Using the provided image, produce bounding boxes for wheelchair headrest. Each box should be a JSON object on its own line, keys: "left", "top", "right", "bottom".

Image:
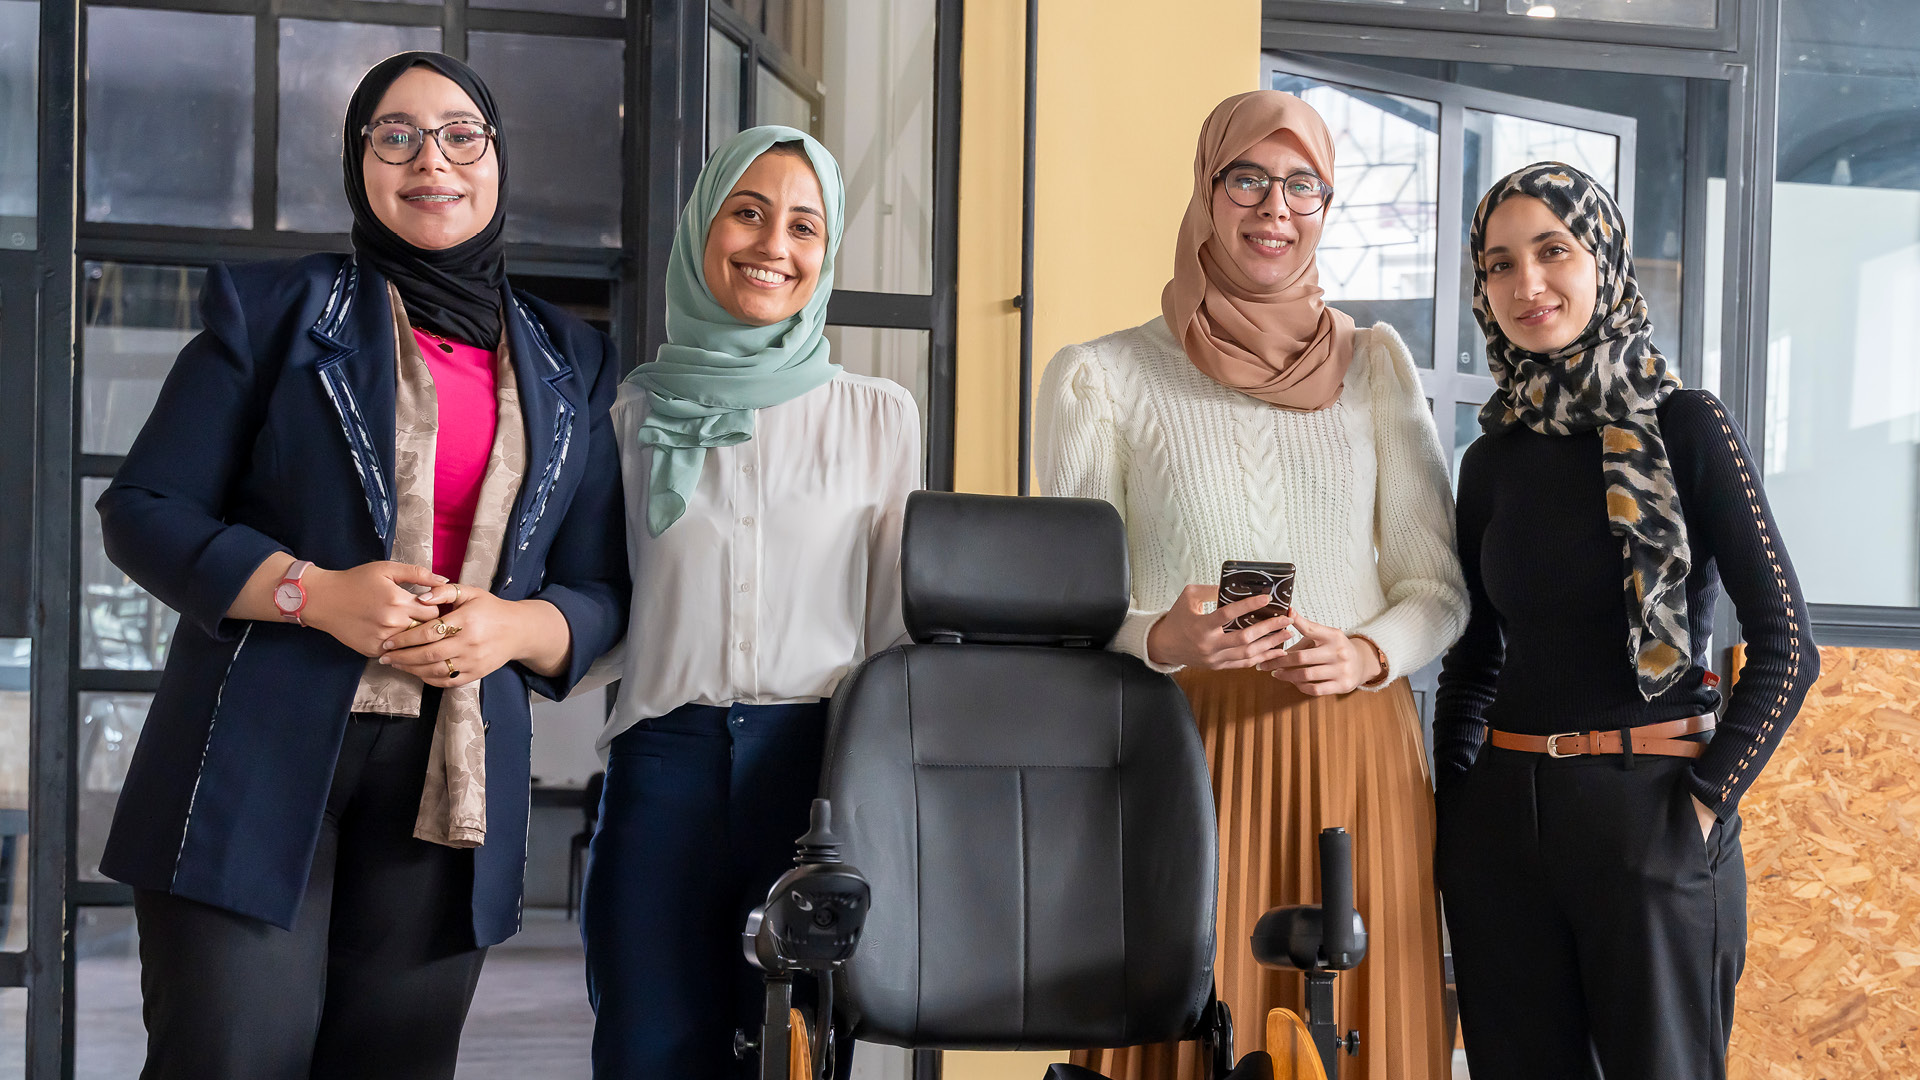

{"left": 902, "top": 491, "right": 1128, "bottom": 648}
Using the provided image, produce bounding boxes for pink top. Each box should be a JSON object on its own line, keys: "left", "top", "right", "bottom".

{"left": 413, "top": 328, "right": 499, "bottom": 583}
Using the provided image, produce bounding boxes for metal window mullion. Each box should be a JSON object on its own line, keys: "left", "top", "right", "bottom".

{"left": 923, "top": 0, "right": 961, "bottom": 493}
{"left": 638, "top": 0, "right": 708, "bottom": 362}
{"left": 1434, "top": 96, "right": 1465, "bottom": 388}
{"left": 1679, "top": 77, "right": 1714, "bottom": 389}
{"left": 465, "top": 9, "right": 625, "bottom": 39}
{"left": 30, "top": 0, "right": 84, "bottom": 1075}
{"left": 1729, "top": 0, "right": 1778, "bottom": 454}
{"left": 445, "top": 0, "right": 468, "bottom": 61}
{"left": 1262, "top": 20, "right": 1744, "bottom": 79}
{"left": 612, "top": 0, "right": 644, "bottom": 372}
{"left": 274, "top": 0, "right": 446, "bottom": 29}
{"left": 253, "top": 7, "right": 277, "bottom": 238}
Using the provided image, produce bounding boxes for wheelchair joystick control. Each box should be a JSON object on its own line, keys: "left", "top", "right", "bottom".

{"left": 742, "top": 799, "right": 872, "bottom": 1080}
{"left": 1249, "top": 827, "right": 1368, "bottom": 1080}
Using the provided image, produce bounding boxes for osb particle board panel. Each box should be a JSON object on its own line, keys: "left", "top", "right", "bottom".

{"left": 1729, "top": 645, "right": 1920, "bottom": 1079}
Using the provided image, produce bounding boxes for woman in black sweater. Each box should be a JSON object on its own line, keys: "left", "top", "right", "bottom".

{"left": 1435, "top": 162, "right": 1817, "bottom": 1080}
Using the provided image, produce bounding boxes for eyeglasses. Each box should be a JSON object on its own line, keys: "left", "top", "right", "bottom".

{"left": 1215, "top": 164, "right": 1333, "bottom": 214}
{"left": 361, "top": 120, "right": 498, "bottom": 166}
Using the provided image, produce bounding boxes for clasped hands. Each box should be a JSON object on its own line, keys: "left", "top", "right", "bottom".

{"left": 298, "top": 560, "right": 535, "bottom": 688}
{"left": 1145, "top": 584, "right": 1383, "bottom": 696}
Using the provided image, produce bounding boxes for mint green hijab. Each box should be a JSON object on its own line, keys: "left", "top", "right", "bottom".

{"left": 629, "top": 126, "right": 844, "bottom": 536}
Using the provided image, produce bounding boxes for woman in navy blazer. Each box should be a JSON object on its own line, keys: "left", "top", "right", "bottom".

{"left": 96, "top": 53, "right": 627, "bottom": 1079}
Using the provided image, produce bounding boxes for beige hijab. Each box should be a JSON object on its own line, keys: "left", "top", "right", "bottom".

{"left": 1162, "top": 90, "right": 1355, "bottom": 411}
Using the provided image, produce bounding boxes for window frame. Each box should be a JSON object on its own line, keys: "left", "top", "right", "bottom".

{"left": 704, "top": 0, "right": 958, "bottom": 489}
{"left": 1261, "top": 50, "right": 1641, "bottom": 468}
{"left": 1263, "top": 0, "right": 1743, "bottom": 52}
{"left": 14, "top": 0, "right": 965, "bottom": 1072}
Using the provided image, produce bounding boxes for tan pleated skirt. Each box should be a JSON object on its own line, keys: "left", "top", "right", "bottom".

{"left": 1070, "top": 669, "right": 1449, "bottom": 1080}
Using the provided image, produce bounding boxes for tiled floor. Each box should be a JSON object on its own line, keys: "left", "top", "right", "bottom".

{"left": 60, "top": 906, "right": 912, "bottom": 1079}
{"left": 17, "top": 912, "right": 1468, "bottom": 1078}
{"left": 65, "top": 906, "right": 596, "bottom": 1079}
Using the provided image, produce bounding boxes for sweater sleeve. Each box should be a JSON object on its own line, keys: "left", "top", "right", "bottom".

{"left": 1433, "top": 437, "right": 1502, "bottom": 780}
{"left": 1668, "top": 391, "right": 1820, "bottom": 818}
{"left": 1350, "top": 326, "right": 1470, "bottom": 685}
{"left": 1035, "top": 342, "right": 1179, "bottom": 673}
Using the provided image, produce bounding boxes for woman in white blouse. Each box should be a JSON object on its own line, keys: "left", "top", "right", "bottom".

{"left": 580, "top": 127, "right": 918, "bottom": 1080}
{"left": 1039, "top": 91, "right": 1466, "bottom": 1080}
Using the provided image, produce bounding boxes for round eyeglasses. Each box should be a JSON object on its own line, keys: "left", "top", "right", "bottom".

{"left": 1215, "top": 165, "right": 1333, "bottom": 214}
{"left": 362, "top": 120, "right": 498, "bottom": 166}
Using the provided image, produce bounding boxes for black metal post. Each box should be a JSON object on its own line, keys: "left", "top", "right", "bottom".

{"left": 924, "top": 0, "right": 963, "bottom": 493}
{"left": 1015, "top": 0, "right": 1037, "bottom": 496}
{"left": 29, "top": 1, "right": 82, "bottom": 1076}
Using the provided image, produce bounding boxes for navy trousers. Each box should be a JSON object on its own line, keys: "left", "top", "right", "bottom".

{"left": 581, "top": 700, "right": 852, "bottom": 1080}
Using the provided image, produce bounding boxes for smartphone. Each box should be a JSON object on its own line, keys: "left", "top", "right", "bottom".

{"left": 1219, "top": 560, "right": 1296, "bottom": 632}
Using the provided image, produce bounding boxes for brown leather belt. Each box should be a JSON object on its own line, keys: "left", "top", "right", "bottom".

{"left": 1487, "top": 714, "right": 1715, "bottom": 760}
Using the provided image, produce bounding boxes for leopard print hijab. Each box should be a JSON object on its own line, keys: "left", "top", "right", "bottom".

{"left": 1470, "top": 162, "right": 1690, "bottom": 700}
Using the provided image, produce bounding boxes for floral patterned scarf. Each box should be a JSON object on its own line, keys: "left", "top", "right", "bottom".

{"left": 351, "top": 284, "right": 526, "bottom": 847}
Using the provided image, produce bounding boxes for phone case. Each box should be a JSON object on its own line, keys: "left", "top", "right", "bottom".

{"left": 1219, "top": 560, "right": 1297, "bottom": 631}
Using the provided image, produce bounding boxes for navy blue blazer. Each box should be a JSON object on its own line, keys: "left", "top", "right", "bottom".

{"left": 98, "top": 253, "right": 629, "bottom": 947}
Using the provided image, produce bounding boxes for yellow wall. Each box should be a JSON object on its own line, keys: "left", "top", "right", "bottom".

{"left": 943, "top": 0, "right": 1258, "bottom": 1072}
{"left": 954, "top": 0, "right": 1263, "bottom": 496}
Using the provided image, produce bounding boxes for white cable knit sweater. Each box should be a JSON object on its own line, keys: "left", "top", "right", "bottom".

{"left": 1036, "top": 315, "right": 1468, "bottom": 683}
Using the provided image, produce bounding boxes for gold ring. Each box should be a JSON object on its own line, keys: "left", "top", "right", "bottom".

{"left": 433, "top": 620, "right": 462, "bottom": 637}
{"left": 445, "top": 659, "right": 460, "bottom": 680}
{"left": 450, "top": 583, "right": 462, "bottom": 604}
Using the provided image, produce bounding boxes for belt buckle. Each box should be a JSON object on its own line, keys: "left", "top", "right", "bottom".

{"left": 1545, "top": 732, "right": 1582, "bottom": 759}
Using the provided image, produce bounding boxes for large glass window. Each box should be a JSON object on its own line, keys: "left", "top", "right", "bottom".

{"left": 84, "top": 8, "right": 254, "bottom": 229}
{"left": 821, "top": 0, "right": 935, "bottom": 294}
{"left": 0, "top": 1, "right": 35, "bottom": 250}
{"left": 277, "top": 20, "right": 442, "bottom": 234}
{"left": 708, "top": 0, "right": 939, "bottom": 463}
{"left": 0, "top": 640, "right": 25, "bottom": 955}
{"left": 1272, "top": 74, "right": 1441, "bottom": 369}
{"left": 81, "top": 261, "right": 204, "bottom": 456}
{"left": 468, "top": 32, "right": 624, "bottom": 249}
{"left": 1503, "top": 0, "right": 1713, "bottom": 27}
{"left": 81, "top": 479, "right": 178, "bottom": 672}
{"left": 75, "top": 908, "right": 143, "bottom": 1074}
{"left": 1764, "top": 0, "right": 1920, "bottom": 608}
{"left": 1, "top": 986, "right": 23, "bottom": 1076}
{"left": 77, "top": 694, "right": 152, "bottom": 883}
{"left": 1458, "top": 108, "right": 1620, "bottom": 378}
{"left": 709, "top": 29, "right": 746, "bottom": 153}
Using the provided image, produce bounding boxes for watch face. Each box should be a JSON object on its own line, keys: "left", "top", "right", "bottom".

{"left": 275, "top": 582, "right": 302, "bottom": 612}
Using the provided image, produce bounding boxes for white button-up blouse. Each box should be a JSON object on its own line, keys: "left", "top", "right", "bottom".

{"left": 597, "top": 371, "right": 922, "bottom": 752}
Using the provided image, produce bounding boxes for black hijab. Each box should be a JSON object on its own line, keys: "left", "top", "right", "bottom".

{"left": 343, "top": 52, "right": 508, "bottom": 349}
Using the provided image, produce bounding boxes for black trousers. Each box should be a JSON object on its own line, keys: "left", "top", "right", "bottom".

{"left": 1436, "top": 747, "right": 1745, "bottom": 1080}
{"left": 134, "top": 707, "right": 487, "bottom": 1080}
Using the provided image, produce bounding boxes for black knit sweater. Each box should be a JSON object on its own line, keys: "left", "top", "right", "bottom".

{"left": 1434, "top": 389, "right": 1819, "bottom": 817}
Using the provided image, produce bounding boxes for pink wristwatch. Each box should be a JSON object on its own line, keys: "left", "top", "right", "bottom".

{"left": 273, "top": 560, "right": 315, "bottom": 625}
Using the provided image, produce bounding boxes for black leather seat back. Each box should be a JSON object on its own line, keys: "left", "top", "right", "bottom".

{"left": 824, "top": 492, "right": 1217, "bottom": 1048}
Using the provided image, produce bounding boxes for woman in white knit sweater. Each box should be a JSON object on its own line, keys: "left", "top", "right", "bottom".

{"left": 1039, "top": 90, "right": 1467, "bottom": 1080}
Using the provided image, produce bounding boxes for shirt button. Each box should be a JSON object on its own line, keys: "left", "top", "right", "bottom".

{"left": 742, "top": 464, "right": 756, "bottom": 476}
{"left": 742, "top": 516, "right": 756, "bottom": 527}
{"left": 738, "top": 641, "right": 752, "bottom": 652}
{"left": 739, "top": 583, "right": 752, "bottom": 593}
